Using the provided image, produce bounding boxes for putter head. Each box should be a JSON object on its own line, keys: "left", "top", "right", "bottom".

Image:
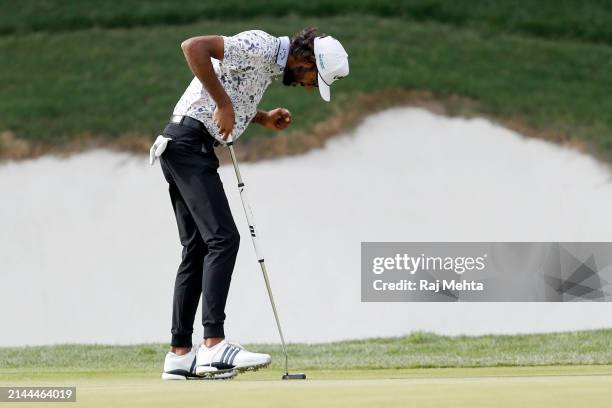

{"left": 282, "top": 373, "right": 306, "bottom": 380}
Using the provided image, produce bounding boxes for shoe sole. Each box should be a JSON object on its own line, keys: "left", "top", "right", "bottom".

{"left": 162, "top": 372, "right": 236, "bottom": 381}
{"left": 195, "top": 360, "right": 271, "bottom": 378}
{"left": 234, "top": 360, "right": 272, "bottom": 373}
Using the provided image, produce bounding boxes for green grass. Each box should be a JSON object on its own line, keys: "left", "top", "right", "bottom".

{"left": 1, "top": 331, "right": 610, "bottom": 407}
{"left": 1, "top": 330, "right": 611, "bottom": 373}
{"left": 2, "top": 5, "right": 612, "bottom": 160}
{"left": 2, "top": 14, "right": 612, "bottom": 155}
{"left": 4, "top": 0, "right": 612, "bottom": 45}
{"left": 1, "top": 367, "right": 611, "bottom": 408}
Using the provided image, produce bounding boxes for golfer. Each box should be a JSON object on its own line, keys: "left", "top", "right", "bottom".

{"left": 151, "top": 27, "right": 349, "bottom": 380}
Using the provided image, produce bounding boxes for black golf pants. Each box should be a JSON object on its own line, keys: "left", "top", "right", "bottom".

{"left": 159, "top": 122, "right": 240, "bottom": 347}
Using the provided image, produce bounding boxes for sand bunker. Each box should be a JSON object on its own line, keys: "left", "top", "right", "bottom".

{"left": 1, "top": 108, "right": 612, "bottom": 346}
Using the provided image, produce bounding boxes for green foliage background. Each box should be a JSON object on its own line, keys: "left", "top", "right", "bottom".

{"left": 1, "top": 1, "right": 611, "bottom": 156}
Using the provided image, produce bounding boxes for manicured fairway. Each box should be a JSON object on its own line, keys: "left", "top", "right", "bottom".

{"left": 2, "top": 333, "right": 610, "bottom": 406}
{"left": 1, "top": 366, "right": 610, "bottom": 407}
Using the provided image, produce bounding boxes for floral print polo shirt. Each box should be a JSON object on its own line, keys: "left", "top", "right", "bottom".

{"left": 173, "top": 30, "right": 290, "bottom": 142}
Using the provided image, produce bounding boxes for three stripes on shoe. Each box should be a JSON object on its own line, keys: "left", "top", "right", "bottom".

{"left": 208, "top": 344, "right": 241, "bottom": 370}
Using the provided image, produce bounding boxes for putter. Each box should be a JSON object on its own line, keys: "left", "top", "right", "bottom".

{"left": 227, "top": 140, "right": 306, "bottom": 381}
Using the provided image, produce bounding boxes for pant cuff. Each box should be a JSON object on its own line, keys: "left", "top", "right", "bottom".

{"left": 171, "top": 333, "right": 193, "bottom": 348}
{"left": 203, "top": 323, "right": 225, "bottom": 339}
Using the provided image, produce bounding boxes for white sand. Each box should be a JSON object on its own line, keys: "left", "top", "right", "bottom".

{"left": 1, "top": 107, "right": 612, "bottom": 347}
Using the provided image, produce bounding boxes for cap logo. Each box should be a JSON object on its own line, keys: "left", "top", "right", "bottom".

{"left": 318, "top": 53, "right": 326, "bottom": 70}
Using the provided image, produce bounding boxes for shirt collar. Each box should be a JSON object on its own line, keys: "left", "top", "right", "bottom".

{"left": 276, "top": 36, "right": 290, "bottom": 68}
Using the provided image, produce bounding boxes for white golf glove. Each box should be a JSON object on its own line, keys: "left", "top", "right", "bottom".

{"left": 149, "top": 135, "right": 172, "bottom": 166}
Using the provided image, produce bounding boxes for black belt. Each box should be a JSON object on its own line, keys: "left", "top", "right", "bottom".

{"left": 170, "top": 115, "right": 208, "bottom": 132}
{"left": 169, "top": 115, "right": 220, "bottom": 146}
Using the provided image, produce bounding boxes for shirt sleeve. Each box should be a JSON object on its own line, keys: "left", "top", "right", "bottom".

{"left": 222, "top": 30, "right": 276, "bottom": 72}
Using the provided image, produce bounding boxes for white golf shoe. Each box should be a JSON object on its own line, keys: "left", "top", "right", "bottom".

{"left": 195, "top": 340, "right": 271, "bottom": 377}
{"left": 161, "top": 347, "right": 236, "bottom": 380}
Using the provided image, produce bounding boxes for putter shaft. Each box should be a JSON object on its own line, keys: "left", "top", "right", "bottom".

{"left": 227, "top": 144, "right": 290, "bottom": 375}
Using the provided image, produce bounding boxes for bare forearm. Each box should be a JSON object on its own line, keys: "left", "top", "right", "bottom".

{"left": 252, "top": 108, "right": 292, "bottom": 130}
{"left": 181, "top": 37, "right": 230, "bottom": 107}
{"left": 251, "top": 110, "right": 269, "bottom": 126}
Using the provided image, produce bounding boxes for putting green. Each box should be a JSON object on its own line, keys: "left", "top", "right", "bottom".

{"left": 1, "top": 366, "right": 610, "bottom": 407}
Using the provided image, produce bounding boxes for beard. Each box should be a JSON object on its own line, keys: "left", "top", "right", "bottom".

{"left": 282, "top": 65, "right": 307, "bottom": 86}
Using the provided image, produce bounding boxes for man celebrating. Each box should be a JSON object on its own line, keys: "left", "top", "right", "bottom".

{"left": 152, "top": 27, "right": 349, "bottom": 380}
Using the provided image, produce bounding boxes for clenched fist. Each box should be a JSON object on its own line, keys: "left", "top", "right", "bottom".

{"left": 265, "top": 108, "right": 292, "bottom": 130}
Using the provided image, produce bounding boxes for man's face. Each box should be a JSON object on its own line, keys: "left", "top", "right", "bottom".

{"left": 282, "top": 59, "right": 318, "bottom": 90}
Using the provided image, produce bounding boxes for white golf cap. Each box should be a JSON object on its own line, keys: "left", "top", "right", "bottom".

{"left": 314, "top": 36, "right": 349, "bottom": 102}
